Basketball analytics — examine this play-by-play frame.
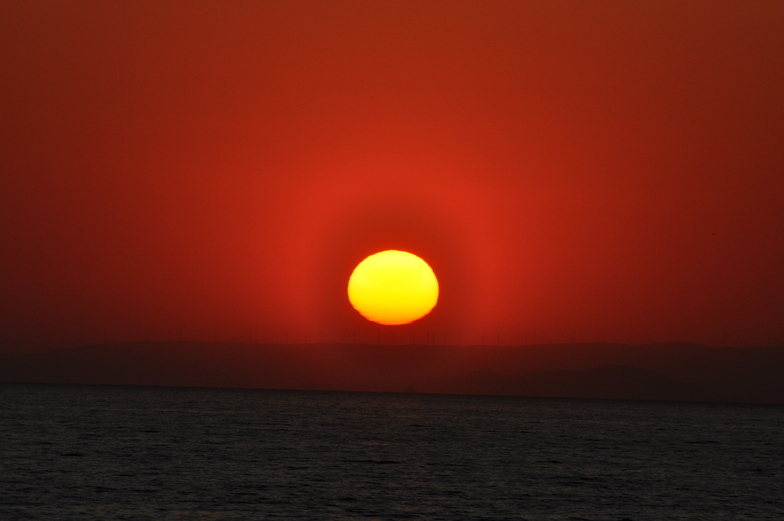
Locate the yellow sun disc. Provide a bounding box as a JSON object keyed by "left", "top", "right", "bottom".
{"left": 348, "top": 250, "right": 439, "bottom": 325}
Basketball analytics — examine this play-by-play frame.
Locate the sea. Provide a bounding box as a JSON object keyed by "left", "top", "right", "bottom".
{"left": 1, "top": 383, "right": 783, "bottom": 520}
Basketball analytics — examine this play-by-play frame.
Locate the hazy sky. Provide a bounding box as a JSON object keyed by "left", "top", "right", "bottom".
{"left": 2, "top": 1, "right": 782, "bottom": 350}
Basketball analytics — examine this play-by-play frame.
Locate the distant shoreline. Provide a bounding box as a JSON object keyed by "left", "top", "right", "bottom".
{"left": 2, "top": 341, "right": 783, "bottom": 405}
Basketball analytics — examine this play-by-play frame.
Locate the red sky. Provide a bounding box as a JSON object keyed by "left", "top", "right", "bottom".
{"left": 1, "top": 1, "right": 783, "bottom": 351}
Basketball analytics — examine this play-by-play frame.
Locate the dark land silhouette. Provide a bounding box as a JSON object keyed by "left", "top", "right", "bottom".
{"left": 1, "top": 341, "right": 783, "bottom": 405}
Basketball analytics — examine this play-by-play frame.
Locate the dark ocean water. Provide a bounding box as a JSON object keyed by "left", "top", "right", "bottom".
{"left": 1, "top": 384, "right": 783, "bottom": 520}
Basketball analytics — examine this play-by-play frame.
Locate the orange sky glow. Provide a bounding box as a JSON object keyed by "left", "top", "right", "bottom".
{"left": 1, "top": 1, "right": 783, "bottom": 350}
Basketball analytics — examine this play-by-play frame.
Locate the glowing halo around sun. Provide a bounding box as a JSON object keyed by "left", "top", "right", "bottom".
{"left": 348, "top": 250, "right": 439, "bottom": 325}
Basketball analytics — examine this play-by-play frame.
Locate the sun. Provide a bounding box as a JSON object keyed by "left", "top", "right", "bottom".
{"left": 348, "top": 250, "right": 439, "bottom": 325}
